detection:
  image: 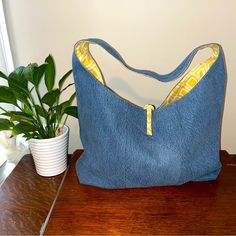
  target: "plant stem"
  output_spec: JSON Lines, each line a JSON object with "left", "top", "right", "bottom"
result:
{"left": 60, "top": 83, "right": 74, "bottom": 94}
{"left": 55, "top": 114, "right": 62, "bottom": 132}
{"left": 35, "top": 86, "right": 50, "bottom": 136}
{"left": 0, "top": 106, "right": 8, "bottom": 113}
{"left": 35, "top": 87, "right": 46, "bottom": 112}
{"left": 28, "top": 91, "right": 47, "bottom": 138}
{"left": 62, "top": 115, "right": 68, "bottom": 128}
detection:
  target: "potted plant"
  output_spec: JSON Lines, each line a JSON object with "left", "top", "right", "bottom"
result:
{"left": 0, "top": 55, "right": 78, "bottom": 176}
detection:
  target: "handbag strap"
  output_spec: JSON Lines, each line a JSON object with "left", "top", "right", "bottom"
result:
{"left": 75, "top": 38, "right": 221, "bottom": 82}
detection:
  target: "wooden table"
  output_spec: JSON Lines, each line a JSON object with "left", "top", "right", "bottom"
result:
{"left": 0, "top": 154, "right": 68, "bottom": 235}
{"left": 45, "top": 150, "right": 236, "bottom": 235}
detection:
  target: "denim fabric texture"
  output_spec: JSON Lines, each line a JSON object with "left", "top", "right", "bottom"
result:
{"left": 72, "top": 39, "right": 227, "bottom": 189}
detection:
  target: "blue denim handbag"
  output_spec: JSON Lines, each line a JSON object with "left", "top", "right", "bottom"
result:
{"left": 72, "top": 39, "right": 227, "bottom": 189}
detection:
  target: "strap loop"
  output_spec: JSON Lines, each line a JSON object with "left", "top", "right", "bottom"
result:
{"left": 144, "top": 104, "right": 155, "bottom": 136}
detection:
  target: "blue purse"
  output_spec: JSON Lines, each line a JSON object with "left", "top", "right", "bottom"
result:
{"left": 72, "top": 39, "right": 227, "bottom": 189}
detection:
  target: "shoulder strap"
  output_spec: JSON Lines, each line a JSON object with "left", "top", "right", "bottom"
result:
{"left": 75, "top": 38, "right": 222, "bottom": 82}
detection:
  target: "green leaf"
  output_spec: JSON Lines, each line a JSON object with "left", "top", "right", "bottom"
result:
{"left": 68, "top": 92, "right": 76, "bottom": 104}
{"left": 51, "top": 104, "right": 62, "bottom": 124}
{"left": 23, "top": 63, "right": 37, "bottom": 84}
{"left": 63, "top": 106, "right": 78, "bottom": 118}
{"left": 3, "top": 111, "right": 35, "bottom": 124}
{"left": 9, "top": 66, "right": 28, "bottom": 89}
{"left": 35, "top": 105, "right": 48, "bottom": 119}
{"left": 11, "top": 90, "right": 32, "bottom": 110}
{"left": 23, "top": 105, "right": 34, "bottom": 116}
{"left": 23, "top": 132, "right": 39, "bottom": 140}
{"left": 0, "top": 118, "right": 13, "bottom": 131}
{"left": 60, "top": 92, "right": 76, "bottom": 115}
{"left": 12, "top": 122, "right": 37, "bottom": 136}
{"left": 60, "top": 101, "right": 70, "bottom": 114}
{"left": 0, "top": 86, "right": 18, "bottom": 106}
{"left": 59, "top": 69, "right": 72, "bottom": 90}
{"left": 9, "top": 66, "right": 24, "bottom": 79}
{"left": 41, "top": 89, "right": 60, "bottom": 107}
{"left": 8, "top": 75, "right": 30, "bottom": 97}
{"left": 32, "top": 64, "right": 47, "bottom": 87}
{"left": 22, "top": 133, "right": 35, "bottom": 140}
{"left": 45, "top": 55, "right": 55, "bottom": 91}
{"left": 0, "top": 71, "right": 8, "bottom": 80}
{"left": 48, "top": 113, "right": 57, "bottom": 126}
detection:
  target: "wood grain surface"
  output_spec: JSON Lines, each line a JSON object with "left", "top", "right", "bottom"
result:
{"left": 0, "top": 154, "right": 67, "bottom": 235}
{"left": 45, "top": 150, "right": 236, "bottom": 235}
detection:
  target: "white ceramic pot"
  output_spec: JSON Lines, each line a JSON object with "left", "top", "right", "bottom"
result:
{"left": 29, "top": 126, "right": 69, "bottom": 177}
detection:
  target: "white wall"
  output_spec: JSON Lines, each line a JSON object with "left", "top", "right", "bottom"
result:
{"left": 3, "top": 0, "right": 236, "bottom": 153}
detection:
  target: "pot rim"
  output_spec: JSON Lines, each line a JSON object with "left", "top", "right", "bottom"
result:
{"left": 29, "top": 125, "right": 69, "bottom": 143}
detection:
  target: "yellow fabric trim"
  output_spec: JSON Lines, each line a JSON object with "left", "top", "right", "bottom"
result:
{"left": 76, "top": 42, "right": 104, "bottom": 85}
{"left": 144, "top": 104, "right": 155, "bottom": 136}
{"left": 160, "top": 45, "right": 219, "bottom": 107}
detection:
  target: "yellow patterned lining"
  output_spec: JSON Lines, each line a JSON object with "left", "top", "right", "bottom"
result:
{"left": 76, "top": 41, "right": 104, "bottom": 85}
{"left": 75, "top": 42, "right": 219, "bottom": 136}
{"left": 160, "top": 45, "right": 219, "bottom": 107}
